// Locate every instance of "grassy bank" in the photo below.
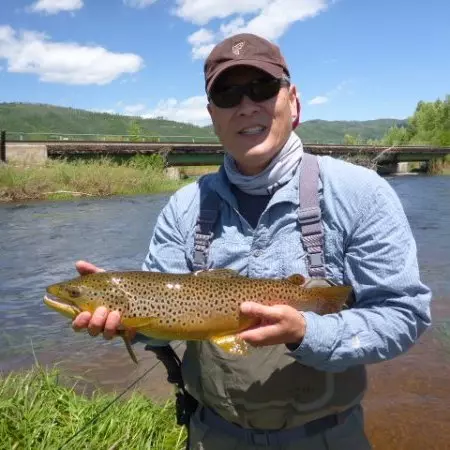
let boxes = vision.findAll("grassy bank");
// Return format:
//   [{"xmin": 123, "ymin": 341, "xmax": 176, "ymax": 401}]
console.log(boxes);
[
  {"xmin": 0, "ymin": 366, "xmax": 186, "ymax": 449},
  {"xmin": 0, "ymin": 156, "xmax": 191, "ymax": 202}
]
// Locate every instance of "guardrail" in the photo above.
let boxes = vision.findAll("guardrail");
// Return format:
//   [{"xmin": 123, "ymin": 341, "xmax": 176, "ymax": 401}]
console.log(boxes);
[
  {"xmin": 1, "ymin": 130, "xmax": 447, "ymax": 148},
  {"xmin": 3, "ymin": 131, "xmax": 221, "ymax": 144}
]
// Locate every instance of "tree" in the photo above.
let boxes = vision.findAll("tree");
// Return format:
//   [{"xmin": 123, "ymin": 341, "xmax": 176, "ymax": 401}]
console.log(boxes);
[{"xmin": 128, "ymin": 121, "xmax": 143, "ymax": 142}]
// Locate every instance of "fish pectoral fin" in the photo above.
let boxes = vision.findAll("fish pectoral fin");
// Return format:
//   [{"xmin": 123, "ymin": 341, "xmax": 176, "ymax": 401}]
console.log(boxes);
[
  {"xmin": 194, "ymin": 269, "xmax": 242, "ymax": 279},
  {"xmin": 285, "ymin": 274, "xmax": 307, "ymax": 285},
  {"xmin": 117, "ymin": 329, "xmax": 138, "ymax": 364},
  {"xmin": 210, "ymin": 335, "xmax": 250, "ymax": 355},
  {"xmin": 121, "ymin": 317, "xmax": 157, "ymax": 329}
]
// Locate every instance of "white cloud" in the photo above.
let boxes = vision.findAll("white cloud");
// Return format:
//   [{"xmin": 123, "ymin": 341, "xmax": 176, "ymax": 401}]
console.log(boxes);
[
  {"xmin": 178, "ymin": 0, "xmax": 329, "ymax": 60},
  {"xmin": 123, "ymin": 0, "xmax": 158, "ymax": 8},
  {"xmin": 0, "ymin": 26, "xmax": 144, "ymax": 85},
  {"xmin": 29, "ymin": 0, "xmax": 83, "ymax": 14},
  {"xmin": 142, "ymin": 96, "xmax": 211, "ymax": 126},
  {"xmin": 124, "ymin": 104, "xmax": 147, "ymax": 115},
  {"xmin": 188, "ymin": 28, "xmax": 215, "ymax": 46},
  {"xmin": 308, "ymin": 80, "xmax": 352, "ymax": 106},
  {"xmin": 174, "ymin": 0, "xmax": 270, "ymax": 26},
  {"xmin": 219, "ymin": 17, "xmax": 246, "ymax": 36},
  {"xmin": 192, "ymin": 43, "xmax": 215, "ymax": 60},
  {"xmin": 308, "ymin": 96, "xmax": 328, "ymax": 105}
]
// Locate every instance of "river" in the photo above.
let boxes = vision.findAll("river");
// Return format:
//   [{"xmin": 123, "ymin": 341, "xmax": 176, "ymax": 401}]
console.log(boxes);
[{"xmin": 0, "ymin": 175, "xmax": 449, "ymax": 449}]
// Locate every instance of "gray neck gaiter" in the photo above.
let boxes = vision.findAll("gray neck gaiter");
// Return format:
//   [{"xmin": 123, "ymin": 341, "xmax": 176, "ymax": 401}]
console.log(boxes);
[{"xmin": 224, "ymin": 131, "xmax": 304, "ymax": 195}]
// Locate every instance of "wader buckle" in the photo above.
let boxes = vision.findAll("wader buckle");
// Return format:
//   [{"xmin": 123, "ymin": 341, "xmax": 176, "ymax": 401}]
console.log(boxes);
[{"xmin": 247, "ymin": 431, "xmax": 274, "ymax": 447}]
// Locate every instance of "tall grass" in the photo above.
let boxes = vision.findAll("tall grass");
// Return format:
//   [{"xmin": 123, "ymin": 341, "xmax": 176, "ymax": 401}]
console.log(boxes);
[
  {"xmin": 0, "ymin": 156, "xmax": 191, "ymax": 202},
  {"xmin": 428, "ymin": 155, "xmax": 450, "ymax": 175},
  {"xmin": 0, "ymin": 366, "xmax": 186, "ymax": 449}
]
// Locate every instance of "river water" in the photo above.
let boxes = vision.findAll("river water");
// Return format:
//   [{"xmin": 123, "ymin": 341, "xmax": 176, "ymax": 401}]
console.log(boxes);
[{"xmin": 1, "ymin": 175, "xmax": 449, "ymax": 449}]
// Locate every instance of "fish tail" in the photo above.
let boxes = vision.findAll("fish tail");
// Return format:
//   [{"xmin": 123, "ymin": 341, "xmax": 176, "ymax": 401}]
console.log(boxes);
[{"xmin": 316, "ymin": 285, "xmax": 353, "ymax": 314}]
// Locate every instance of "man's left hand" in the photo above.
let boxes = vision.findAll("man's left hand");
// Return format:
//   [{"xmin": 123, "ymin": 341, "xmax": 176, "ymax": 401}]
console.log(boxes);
[{"xmin": 239, "ymin": 302, "xmax": 306, "ymax": 347}]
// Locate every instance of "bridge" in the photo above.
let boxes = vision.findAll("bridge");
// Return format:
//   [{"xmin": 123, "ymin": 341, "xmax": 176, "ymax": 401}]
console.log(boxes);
[{"xmin": 3, "ymin": 137, "xmax": 450, "ymax": 175}]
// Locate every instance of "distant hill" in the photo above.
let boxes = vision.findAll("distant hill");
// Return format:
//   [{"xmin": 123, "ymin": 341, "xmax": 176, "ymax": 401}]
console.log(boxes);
[
  {"xmin": 0, "ymin": 102, "xmax": 406, "ymax": 143},
  {"xmin": 0, "ymin": 103, "xmax": 216, "ymax": 141},
  {"xmin": 297, "ymin": 118, "xmax": 407, "ymax": 143}
]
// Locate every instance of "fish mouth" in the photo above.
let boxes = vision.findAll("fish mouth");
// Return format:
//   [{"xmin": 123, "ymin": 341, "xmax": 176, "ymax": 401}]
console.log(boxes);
[{"xmin": 43, "ymin": 294, "xmax": 82, "ymax": 319}]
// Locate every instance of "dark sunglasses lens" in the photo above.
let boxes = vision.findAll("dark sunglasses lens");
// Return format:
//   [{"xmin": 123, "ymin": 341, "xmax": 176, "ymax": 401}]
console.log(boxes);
[
  {"xmin": 249, "ymin": 79, "xmax": 281, "ymax": 102},
  {"xmin": 210, "ymin": 78, "xmax": 283, "ymax": 108},
  {"xmin": 210, "ymin": 87, "xmax": 242, "ymax": 108}
]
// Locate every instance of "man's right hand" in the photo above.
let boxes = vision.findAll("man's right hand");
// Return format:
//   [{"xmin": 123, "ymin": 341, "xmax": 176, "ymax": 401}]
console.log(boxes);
[{"xmin": 72, "ymin": 260, "xmax": 136, "ymax": 341}]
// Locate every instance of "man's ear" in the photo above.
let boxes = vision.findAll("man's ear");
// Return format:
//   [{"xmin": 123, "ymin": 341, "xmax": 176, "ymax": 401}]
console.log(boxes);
[
  {"xmin": 289, "ymin": 85, "xmax": 301, "ymax": 129},
  {"xmin": 207, "ymin": 102, "xmax": 218, "ymax": 133}
]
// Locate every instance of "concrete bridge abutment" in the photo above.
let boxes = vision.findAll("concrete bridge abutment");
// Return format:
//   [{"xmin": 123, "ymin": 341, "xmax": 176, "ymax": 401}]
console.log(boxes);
[{"xmin": 5, "ymin": 143, "xmax": 48, "ymax": 165}]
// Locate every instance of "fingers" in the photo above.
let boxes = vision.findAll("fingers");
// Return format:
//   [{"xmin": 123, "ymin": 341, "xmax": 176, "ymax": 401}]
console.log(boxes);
[
  {"xmin": 72, "ymin": 307, "xmax": 128, "ymax": 341},
  {"xmin": 239, "ymin": 323, "xmax": 281, "ymax": 345},
  {"xmin": 87, "ymin": 306, "xmax": 109, "ymax": 337},
  {"xmin": 239, "ymin": 303, "xmax": 306, "ymax": 346},
  {"xmin": 240, "ymin": 302, "xmax": 282, "ymax": 321},
  {"xmin": 103, "ymin": 310, "xmax": 121, "ymax": 340},
  {"xmin": 72, "ymin": 311, "xmax": 92, "ymax": 331},
  {"xmin": 75, "ymin": 260, "xmax": 105, "ymax": 275}
]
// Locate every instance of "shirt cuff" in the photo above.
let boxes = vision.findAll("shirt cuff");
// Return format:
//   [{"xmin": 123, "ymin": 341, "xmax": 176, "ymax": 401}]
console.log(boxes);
[{"xmin": 286, "ymin": 311, "xmax": 340, "ymax": 366}]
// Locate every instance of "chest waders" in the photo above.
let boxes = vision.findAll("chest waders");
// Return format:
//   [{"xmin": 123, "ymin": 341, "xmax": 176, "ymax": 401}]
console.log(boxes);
[{"xmin": 145, "ymin": 154, "xmax": 366, "ymax": 448}]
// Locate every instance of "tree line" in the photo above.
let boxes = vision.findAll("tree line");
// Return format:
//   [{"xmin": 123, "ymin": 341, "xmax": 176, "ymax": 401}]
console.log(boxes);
[{"xmin": 344, "ymin": 95, "xmax": 450, "ymax": 147}]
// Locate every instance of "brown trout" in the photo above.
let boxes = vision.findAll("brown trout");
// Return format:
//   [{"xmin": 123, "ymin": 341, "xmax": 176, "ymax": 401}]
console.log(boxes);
[{"xmin": 44, "ymin": 269, "xmax": 352, "ymax": 363}]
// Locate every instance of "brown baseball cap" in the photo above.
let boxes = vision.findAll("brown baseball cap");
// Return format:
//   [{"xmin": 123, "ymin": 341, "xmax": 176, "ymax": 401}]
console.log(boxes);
[{"xmin": 204, "ymin": 33, "xmax": 290, "ymax": 93}]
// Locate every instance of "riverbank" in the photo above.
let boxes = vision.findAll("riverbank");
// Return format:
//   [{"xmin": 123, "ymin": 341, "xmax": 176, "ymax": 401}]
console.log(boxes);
[
  {"xmin": 1, "ymin": 157, "xmax": 448, "ymax": 203},
  {"xmin": 0, "ymin": 366, "xmax": 186, "ymax": 449},
  {"xmin": 0, "ymin": 157, "xmax": 192, "ymax": 203}
]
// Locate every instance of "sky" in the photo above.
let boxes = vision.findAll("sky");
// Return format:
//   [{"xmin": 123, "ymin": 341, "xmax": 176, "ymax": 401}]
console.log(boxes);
[{"xmin": 0, "ymin": 0, "xmax": 449, "ymax": 127}]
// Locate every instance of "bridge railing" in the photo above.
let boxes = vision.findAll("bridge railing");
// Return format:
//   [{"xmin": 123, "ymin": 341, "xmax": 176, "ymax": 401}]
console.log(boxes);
[
  {"xmin": 3, "ymin": 130, "xmax": 446, "ymax": 148},
  {"xmin": 3, "ymin": 131, "xmax": 221, "ymax": 144}
]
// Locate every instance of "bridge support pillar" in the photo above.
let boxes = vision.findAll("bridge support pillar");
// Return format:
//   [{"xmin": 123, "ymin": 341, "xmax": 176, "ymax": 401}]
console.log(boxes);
[
  {"xmin": 164, "ymin": 167, "xmax": 181, "ymax": 180},
  {"xmin": 377, "ymin": 162, "xmax": 410, "ymax": 175},
  {"xmin": 5, "ymin": 143, "xmax": 48, "ymax": 165},
  {"xmin": 396, "ymin": 162, "xmax": 409, "ymax": 174}
]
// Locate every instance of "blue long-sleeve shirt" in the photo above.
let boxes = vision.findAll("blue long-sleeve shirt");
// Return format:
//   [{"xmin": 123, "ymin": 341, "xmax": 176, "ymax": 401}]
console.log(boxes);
[{"xmin": 140, "ymin": 155, "xmax": 432, "ymax": 372}]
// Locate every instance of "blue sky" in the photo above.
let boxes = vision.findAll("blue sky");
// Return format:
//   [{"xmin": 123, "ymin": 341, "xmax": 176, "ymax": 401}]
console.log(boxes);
[{"xmin": 0, "ymin": 0, "xmax": 449, "ymax": 126}]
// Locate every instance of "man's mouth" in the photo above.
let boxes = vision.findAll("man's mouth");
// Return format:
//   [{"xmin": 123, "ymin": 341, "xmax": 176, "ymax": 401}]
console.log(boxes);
[{"xmin": 238, "ymin": 126, "xmax": 267, "ymax": 136}]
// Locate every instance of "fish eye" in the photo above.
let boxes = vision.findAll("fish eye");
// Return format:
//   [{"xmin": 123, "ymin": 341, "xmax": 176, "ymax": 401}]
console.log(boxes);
[{"xmin": 66, "ymin": 287, "xmax": 81, "ymax": 298}]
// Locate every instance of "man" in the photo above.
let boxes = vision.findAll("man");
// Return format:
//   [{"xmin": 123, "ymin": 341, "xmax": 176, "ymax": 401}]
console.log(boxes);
[{"xmin": 73, "ymin": 33, "xmax": 432, "ymax": 449}]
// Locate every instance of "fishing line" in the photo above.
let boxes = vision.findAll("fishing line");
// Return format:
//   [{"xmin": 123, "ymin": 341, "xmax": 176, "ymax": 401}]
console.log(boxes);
[{"xmin": 58, "ymin": 342, "xmax": 183, "ymax": 450}]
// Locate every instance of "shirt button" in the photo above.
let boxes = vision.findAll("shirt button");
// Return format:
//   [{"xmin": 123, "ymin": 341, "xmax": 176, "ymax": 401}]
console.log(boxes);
[{"xmin": 254, "ymin": 249, "xmax": 263, "ymax": 257}]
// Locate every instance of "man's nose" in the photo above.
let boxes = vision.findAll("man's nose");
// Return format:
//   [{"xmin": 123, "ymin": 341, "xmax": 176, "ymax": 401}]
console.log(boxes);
[{"xmin": 237, "ymin": 94, "xmax": 260, "ymax": 115}]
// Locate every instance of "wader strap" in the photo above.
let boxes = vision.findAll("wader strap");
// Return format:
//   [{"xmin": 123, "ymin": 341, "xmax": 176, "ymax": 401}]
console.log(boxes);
[
  {"xmin": 192, "ymin": 190, "xmax": 221, "ymax": 271},
  {"xmin": 298, "ymin": 153, "xmax": 326, "ymax": 278}
]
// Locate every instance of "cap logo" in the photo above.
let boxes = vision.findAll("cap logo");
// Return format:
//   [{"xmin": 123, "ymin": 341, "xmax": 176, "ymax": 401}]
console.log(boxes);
[{"xmin": 232, "ymin": 41, "xmax": 245, "ymax": 56}]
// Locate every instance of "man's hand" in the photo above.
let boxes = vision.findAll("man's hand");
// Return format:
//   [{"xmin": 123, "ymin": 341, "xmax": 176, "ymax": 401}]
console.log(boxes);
[
  {"xmin": 72, "ymin": 260, "xmax": 136, "ymax": 341},
  {"xmin": 238, "ymin": 302, "xmax": 306, "ymax": 347}
]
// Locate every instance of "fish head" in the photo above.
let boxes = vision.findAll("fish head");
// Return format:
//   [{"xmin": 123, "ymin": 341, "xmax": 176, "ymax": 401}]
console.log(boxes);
[{"xmin": 45, "ymin": 273, "xmax": 128, "ymax": 316}]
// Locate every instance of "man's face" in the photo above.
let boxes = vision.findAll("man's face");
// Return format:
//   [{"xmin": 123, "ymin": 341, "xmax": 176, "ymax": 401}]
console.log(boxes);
[{"xmin": 207, "ymin": 66, "xmax": 298, "ymax": 175}]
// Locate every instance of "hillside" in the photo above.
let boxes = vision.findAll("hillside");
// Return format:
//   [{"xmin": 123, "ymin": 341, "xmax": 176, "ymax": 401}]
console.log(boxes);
[
  {"xmin": 0, "ymin": 103, "xmax": 216, "ymax": 141},
  {"xmin": 0, "ymin": 102, "xmax": 406, "ymax": 143},
  {"xmin": 297, "ymin": 119, "xmax": 407, "ymax": 143}
]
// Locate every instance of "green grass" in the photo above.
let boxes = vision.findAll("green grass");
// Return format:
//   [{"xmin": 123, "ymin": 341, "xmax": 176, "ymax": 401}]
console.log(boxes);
[
  {"xmin": 0, "ymin": 156, "xmax": 192, "ymax": 202},
  {"xmin": 0, "ymin": 366, "xmax": 186, "ymax": 450}
]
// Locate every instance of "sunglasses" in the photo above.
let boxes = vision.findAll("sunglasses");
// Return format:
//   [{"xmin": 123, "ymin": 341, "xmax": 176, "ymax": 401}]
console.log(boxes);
[{"xmin": 209, "ymin": 77, "xmax": 290, "ymax": 109}]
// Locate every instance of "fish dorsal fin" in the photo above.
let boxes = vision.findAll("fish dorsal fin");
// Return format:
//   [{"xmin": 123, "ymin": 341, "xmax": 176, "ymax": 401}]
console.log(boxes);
[
  {"xmin": 194, "ymin": 269, "xmax": 241, "ymax": 279},
  {"xmin": 303, "ymin": 278, "xmax": 336, "ymax": 288},
  {"xmin": 286, "ymin": 274, "xmax": 307, "ymax": 285}
]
